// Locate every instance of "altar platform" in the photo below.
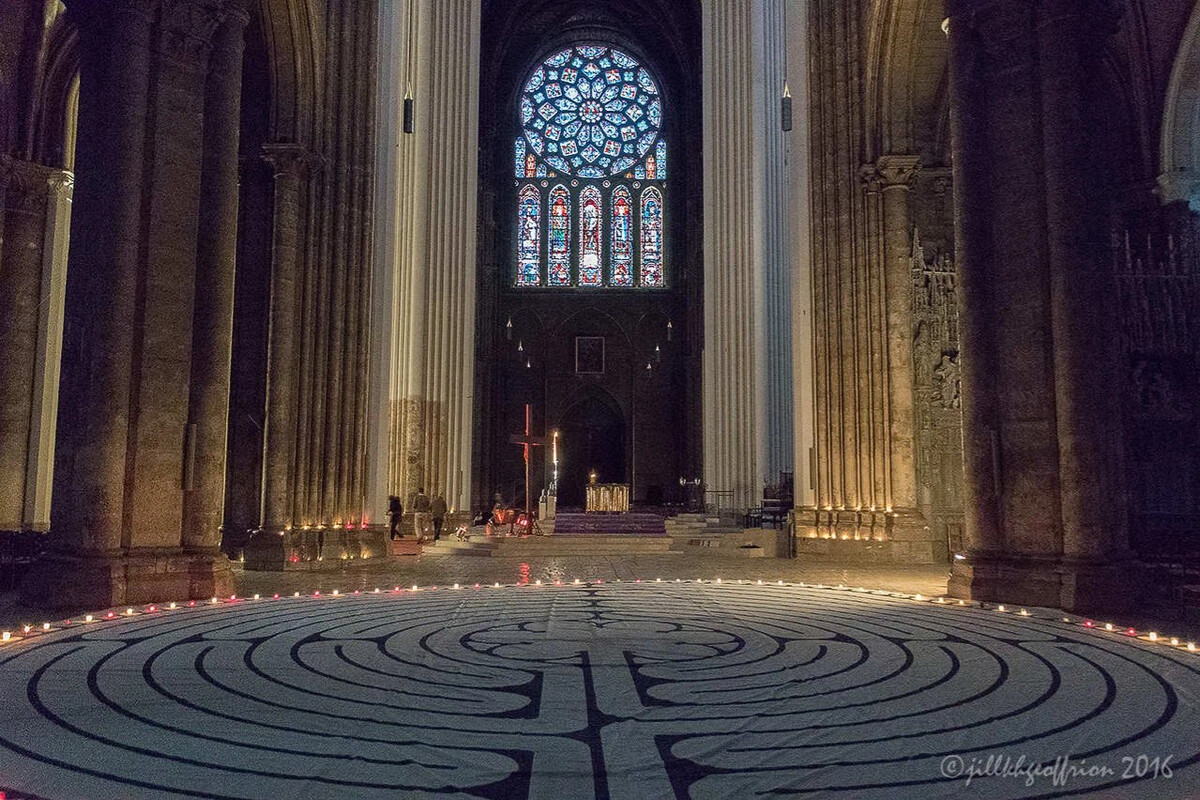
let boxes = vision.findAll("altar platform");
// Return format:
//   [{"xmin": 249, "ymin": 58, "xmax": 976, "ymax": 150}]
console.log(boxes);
[{"xmin": 551, "ymin": 512, "xmax": 666, "ymax": 537}]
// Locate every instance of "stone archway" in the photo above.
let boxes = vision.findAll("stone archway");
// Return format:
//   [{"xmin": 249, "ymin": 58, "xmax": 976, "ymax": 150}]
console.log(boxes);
[{"xmin": 1159, "ymin": 1, "xmax": 1200, "ymax": 206}]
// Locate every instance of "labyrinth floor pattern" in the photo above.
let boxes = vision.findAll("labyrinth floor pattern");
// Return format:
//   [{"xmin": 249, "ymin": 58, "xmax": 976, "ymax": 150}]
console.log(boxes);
[{"xmin": 0, "ymin": 583, "xmax": 1198, "ymax": 799}]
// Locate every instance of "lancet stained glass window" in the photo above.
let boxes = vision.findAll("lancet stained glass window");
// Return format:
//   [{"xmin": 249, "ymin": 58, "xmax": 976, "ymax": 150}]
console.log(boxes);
[
  {"xmin": 517, "ymin": 185, "xmax": 541, "ymax": 286},
  {"xmin": 611, "ymin": 186, "xmax": 633, "ymax": 287},
  {"xmin": 579, "ymin": 187, "xmax": 603, "ymax": 286},
  {"xmin": 640, "ymin": 187, "xmax": 664, "ymax": 287},
  {"xmin": 514, "ymin": 44, "xmax": 667, "ymax": 288},
  {"xmin": 548, "ymin": 185, "xmax": 571, "ymax": 287}
]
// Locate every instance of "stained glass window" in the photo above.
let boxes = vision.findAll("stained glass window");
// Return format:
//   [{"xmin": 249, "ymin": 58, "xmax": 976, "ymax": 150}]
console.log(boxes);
[
  {"xmin": 610, "ymin": 186, "xmax": 633, "ymax": 286},
  {"xmin": 520, "ymin": 45, "xmax": 661, "ymax": 179},
  {"xmin": 514, "ymin": 44, "xmax": 667, "ymax": 288},
  {"xmin": 579, "ymin": 186, "xmax": 603, "ymax": 286},
  {"xmin": 548, "ymin": 185, "xmax": 571, "ymax": 286},
  {"xmin": 517, "ymin": 185, "xmax": 542, "ymax": 286},
  {"xmin": 640, "ymin": 187, "xmax": 664, "ymax": 287}
]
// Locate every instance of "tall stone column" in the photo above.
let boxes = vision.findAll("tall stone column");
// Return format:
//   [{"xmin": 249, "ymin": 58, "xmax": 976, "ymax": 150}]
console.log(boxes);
[
  {"xmin": 383, "ymin": 0, "xmax": 480, "ymax": 513},
  {"xmin": 0, "ymin": 161, "xmax": 50, "ymax": 530},
  {"xmin": 876, "ymin": 155, "xmax": 925, "ymax": 540},
  {"xmin": 183, "ymin": 3, "xmax": 249, "ymax": 552},
  {"xmin": 25, "ymin": 0, "xmax": 236, "ymax": 608},
  {"xmin": 945, "ymin": 0, "xmax": 1131, "ymax": 611},
  {"xmin": 257, "ymin": 143, "xmax": 311, "ymax": 533},
  {"xmin": 943, "ymin": 8, "xmax": 1006, "ymax": 564},
  {"xmin": 788, "ymin": 0, "xmax": 817, "ymax": 519},
  {"xmin": 701, "ymin": 0, "xmax": 792, "ymax": 511},
  {"xmin": 45, "ymin": 1, "xmax": 155, "ymax": 562},
  {"xmin": 23, "ymin": 169, "xmax": 73, "ymax": 532},
  {"xmin": 1036, "ymin": 0, "xmax": 1131, "ymax": 594}
]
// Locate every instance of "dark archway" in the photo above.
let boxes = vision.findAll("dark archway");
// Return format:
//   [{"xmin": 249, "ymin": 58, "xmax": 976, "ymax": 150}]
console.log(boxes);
[{"xmin": 556, "ymin": 392, "xmax": 626, "ymax": 509}]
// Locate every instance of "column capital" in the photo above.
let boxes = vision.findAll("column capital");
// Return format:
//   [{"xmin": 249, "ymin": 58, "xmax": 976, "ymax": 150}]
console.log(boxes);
[
  {"xmin": 875, "ymin": 155, "xmax": 923, "ymax": 190},
  {"xmin": 3, "ymin": 159, "xmax": 58, "ymax": 211},
  {"xmin": 47, "ymin": 169, "xmax": 75, "ymax": 200},
  {"xmin": 261, "ymin": 143, "xmax": 320, "ymax": 178},
  {"xmin": 157, "ymin": 0, "xmax": 227, "ymax": 67}
]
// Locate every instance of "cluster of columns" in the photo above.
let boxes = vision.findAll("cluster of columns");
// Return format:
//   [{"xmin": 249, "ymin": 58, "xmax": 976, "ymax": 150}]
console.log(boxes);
[
  {"xmin": 800, "ymin": 0, "xmax": 928, "ymax": 555},
  {"xmin": 372, "ymin": 0, "xmax": 481, "ymax": 516},
  {"xmin": 701, "ymin": 0, "xmax": 796, "ymax": 511},
  {"xmin": 945, "ymin": 0, "xmax": 1133, "ymax": 611},
  {"xmin": 23, "ymin": 0, "xmax": 247, "ymax": 606},
  {"xmin": 243, "ymin": 0, "xmax": 381, "ymax": 569}
]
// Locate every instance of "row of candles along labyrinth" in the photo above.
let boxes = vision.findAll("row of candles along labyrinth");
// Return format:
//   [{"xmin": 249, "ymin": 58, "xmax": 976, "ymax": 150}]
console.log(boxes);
[{"xmin": 2, "ymin": 580, "xmax": 1198, "ymax": 654}]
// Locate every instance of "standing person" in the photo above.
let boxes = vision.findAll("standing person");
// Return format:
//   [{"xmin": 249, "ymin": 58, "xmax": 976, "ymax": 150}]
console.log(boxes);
[
  {"xmin": 387, "ymin": 495, "xmax": 404, "ymax": 540},
  {"xmin": 412, "ymin": 488, "xmax": 432, "ymax": 543},
  {"xmin": 431, "ymin": 493, "xmax": 448, "ymax": 542}
]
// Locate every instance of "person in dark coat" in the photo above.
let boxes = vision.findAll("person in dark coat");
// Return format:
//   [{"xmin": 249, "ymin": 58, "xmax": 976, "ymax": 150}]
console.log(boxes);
[
  {"xmin": 432, "ymin": 494, "xmax": 448, "ymax": 541},
  {"xmin": 387, "ymin": 495, "xmax": 403, "ymax": 540}
]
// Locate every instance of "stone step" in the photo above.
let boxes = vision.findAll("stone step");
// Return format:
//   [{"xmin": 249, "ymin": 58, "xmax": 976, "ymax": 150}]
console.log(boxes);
[
  {"xmin": 421, "ymin": 539, "xmax": 496, "ymax": 557},
  {"xmin": 493, "ymin": 537, "xmax": 676, "ymax": 557}
]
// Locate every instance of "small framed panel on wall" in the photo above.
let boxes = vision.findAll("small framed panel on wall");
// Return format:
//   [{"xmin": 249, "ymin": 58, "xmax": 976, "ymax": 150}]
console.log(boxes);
[{"xmin": 576, "ymin": 337, "xmax": 605, "ymax": 375}]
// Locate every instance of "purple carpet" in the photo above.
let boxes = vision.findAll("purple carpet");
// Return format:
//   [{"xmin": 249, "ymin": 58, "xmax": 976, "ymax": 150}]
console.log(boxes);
[{"xmin": 551, "ymin": 512, "xmax": 668, "ymax": 537}]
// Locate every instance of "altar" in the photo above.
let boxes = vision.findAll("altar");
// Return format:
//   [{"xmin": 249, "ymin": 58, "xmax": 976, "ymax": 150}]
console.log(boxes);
[{"xmin": 585, "ymin": 483, "xmax": 630, "ymax": 513}]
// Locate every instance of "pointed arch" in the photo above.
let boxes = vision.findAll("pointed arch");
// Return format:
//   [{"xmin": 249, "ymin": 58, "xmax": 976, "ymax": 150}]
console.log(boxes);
[
  {"xmin": 256, "ymin": 0, "xmax": 322, "ymax": 145},
  {"xmin": 1160, "ymin": 1, "xmax": 1200, "ymax": 204}
]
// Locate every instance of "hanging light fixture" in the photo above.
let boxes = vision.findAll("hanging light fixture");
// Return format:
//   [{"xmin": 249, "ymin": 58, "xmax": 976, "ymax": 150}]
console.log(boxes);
[
  {"xmin": 781, "ymin": 2, "xmax": 792, "ymax": 133},
  {"xmin": 402, "ymin": 0, "xmax": 416, "ymax": 134},
  {"xmin": 403, "ymin": 85, "xmax": 415, "ymax": 135}
]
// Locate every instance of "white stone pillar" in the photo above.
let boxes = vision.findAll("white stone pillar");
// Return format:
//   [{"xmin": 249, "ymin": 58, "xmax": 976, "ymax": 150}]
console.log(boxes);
[
  {"xmin": 702, "ymin": 0, "xmax": 791, "ymax": 511},
  {"xmin": 761, "ymin": 0, "xmax": 794, "ymax": 482},
  {"xmin": 367, "ymin": 0, "xmax": 404, "ymax": 524},
  {"xmin": 787, "ymin": 0, "xmax": 816, "ymax": 514},
  {"xmin": 380, "ymin": 0, "xmax": 480, "ymax": 513},
  {"xmin": 22, "ymin": 170, "xmax": 73, "ymax": 531}
]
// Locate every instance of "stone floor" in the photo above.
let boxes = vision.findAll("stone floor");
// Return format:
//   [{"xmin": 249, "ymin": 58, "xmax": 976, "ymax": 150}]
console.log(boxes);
[
  {"xmin": 0, "ymin": 554, "xmax": 952, "ymax": 630},
  {"xmin": 1, "ymin": 579, "xmax": 1198, "ymax": 799},
  {"xmin": 2, "ymin": 557, "xmax": 1199, "ymax": 798}
]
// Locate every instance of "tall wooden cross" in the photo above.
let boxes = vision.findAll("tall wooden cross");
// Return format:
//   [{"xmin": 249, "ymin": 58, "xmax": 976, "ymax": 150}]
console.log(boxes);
[{"xmin": 509, "ymin": 404, "xmax": 550, "ymax": 521}]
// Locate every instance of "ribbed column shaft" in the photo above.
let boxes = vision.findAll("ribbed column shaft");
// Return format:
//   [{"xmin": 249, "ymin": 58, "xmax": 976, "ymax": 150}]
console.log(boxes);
[
  {"xmin": 386, "ymin": 0, "xmax": 480, "ymax": 512},
  {"xmin": 702, "ymin": 0, "xmax": 769, "ymax": 511}
]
